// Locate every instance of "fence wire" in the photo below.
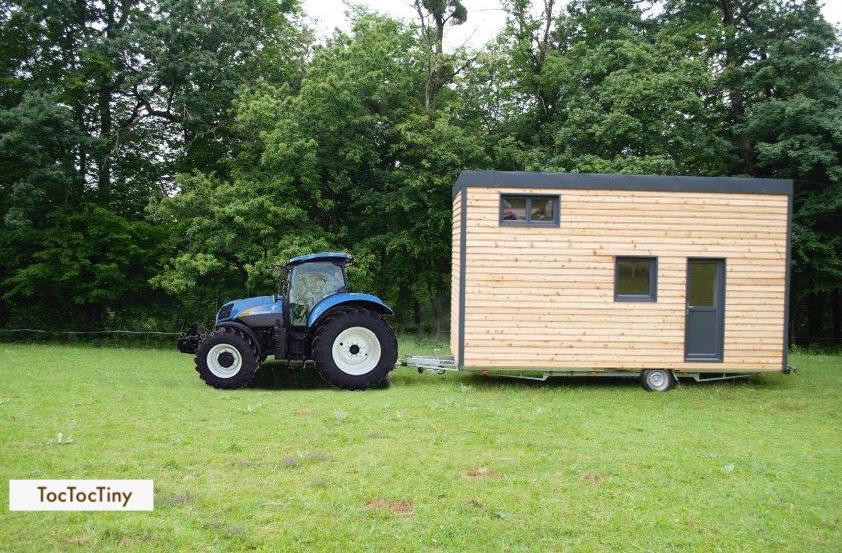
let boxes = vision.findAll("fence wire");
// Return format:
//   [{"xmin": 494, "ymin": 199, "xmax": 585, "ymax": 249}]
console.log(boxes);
[
  {"xmin": 0, "ymin": 327, "xmax": 185, "ymax": 348},
  {"xmin": 0, "ymin": 328, "xmax": 181, "ymax": 335}
]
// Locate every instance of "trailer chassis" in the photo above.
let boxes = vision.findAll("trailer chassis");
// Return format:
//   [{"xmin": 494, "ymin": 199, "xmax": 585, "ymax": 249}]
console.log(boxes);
[{"xmin": 403, "ymin": 355, "xmax": 759, "ymax": 384}]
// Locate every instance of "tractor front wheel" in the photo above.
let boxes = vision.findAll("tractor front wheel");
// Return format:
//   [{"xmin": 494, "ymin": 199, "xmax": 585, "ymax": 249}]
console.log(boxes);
[
  {"xmin": 311, "ymin": 307, "xmax": 398, "ymax": 390},
  {"xmin": 195, "ymin": 327, "xmax": 259, "ymax": 389}
]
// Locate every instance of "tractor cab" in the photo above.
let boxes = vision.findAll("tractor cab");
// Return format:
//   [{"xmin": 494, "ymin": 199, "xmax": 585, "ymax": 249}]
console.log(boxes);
[{"xmin": 285, "ymin": 252, "xmax": 350, "ymax": 326}]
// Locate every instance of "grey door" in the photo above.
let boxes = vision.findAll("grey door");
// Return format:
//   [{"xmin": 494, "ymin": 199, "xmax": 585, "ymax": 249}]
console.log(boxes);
[{"xmin": 685, "ymin": 259, "xmax": 725, "ymax": 361}]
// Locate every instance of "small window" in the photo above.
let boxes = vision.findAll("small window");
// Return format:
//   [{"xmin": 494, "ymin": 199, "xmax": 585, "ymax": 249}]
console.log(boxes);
[
  {"xmin": 688, "ymin": 261, "xmax": 718, "ymax": 307},
  {"xmin": 615, "ymin": 257, "xmax": 657, "ymax": 302},
  {"xmin": 500, "ymin": 194, "xmax": 559, "ymax": 226}
]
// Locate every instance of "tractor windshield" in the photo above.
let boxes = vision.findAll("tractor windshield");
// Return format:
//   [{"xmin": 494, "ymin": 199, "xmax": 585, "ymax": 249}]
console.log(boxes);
[{"xmin": 288, "ymin": 262, "xmax": 346, "ymax": 326}]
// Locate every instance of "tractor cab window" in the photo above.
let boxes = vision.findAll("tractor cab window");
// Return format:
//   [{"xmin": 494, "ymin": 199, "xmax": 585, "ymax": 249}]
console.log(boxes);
[{"xmin": 288, "ymin": 262, "xmax": 346, "ymax": 326}]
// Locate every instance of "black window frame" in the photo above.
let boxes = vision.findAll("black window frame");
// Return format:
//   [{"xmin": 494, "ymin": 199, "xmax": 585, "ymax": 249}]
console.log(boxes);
[
  {"xmin": 499, "ymin": 194, "xmax": 560, "ymax": 226},
  {"xmin": 614, "ymin": 256, "xmax": 658, "ymax": 302}
]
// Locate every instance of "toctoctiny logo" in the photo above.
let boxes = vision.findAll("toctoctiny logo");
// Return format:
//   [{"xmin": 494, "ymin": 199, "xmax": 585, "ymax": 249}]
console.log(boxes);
[
  {"xmin": 9, "ymin": 480, "xmax": 154, "ymax": 511},
  {"xmin": 37, "ymin": 484, "xmax": 133, "ymax": 507}
]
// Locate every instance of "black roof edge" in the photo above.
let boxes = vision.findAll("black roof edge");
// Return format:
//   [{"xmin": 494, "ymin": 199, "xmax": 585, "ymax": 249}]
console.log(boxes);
[{"xmin": 452, "ymin": 170, "xmax": 793, "ymax": 197}]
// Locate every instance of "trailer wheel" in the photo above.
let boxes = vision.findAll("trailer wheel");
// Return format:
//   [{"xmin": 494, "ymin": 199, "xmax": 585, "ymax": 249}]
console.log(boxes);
[
  {"xmin": 195, "ymin": 327, "xmax": 259, "ymax": 389},
  {"xmin": 311, "ymin": 307, "xmax": 398, "ymax": 390},
  {"xmin": 640, "ymin": 369, "xmax": 676, "ymax": 392}
]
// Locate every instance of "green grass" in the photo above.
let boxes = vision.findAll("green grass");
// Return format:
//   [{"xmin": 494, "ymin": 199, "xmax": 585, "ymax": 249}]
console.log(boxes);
[{"xmin": 1, "ymin": 338, "xmax": 840, "ymax": 552}]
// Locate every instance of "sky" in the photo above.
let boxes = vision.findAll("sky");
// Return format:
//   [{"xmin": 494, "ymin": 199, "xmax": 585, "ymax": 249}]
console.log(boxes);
[{"xmin": 302, "ymin": 0, "xmax": 842, "ymax": 50}]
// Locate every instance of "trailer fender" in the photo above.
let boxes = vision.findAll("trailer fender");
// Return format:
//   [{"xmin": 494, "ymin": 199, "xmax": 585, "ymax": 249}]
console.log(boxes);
[{"xmin": 307, "ymin": 293, "xmax": 393, "ymax": 329}]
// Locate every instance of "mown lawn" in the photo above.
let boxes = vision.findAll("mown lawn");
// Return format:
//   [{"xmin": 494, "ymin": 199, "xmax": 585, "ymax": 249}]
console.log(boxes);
[{"xmin": 0, "ymin": 339, "xmax": 840, "ymax": 552}]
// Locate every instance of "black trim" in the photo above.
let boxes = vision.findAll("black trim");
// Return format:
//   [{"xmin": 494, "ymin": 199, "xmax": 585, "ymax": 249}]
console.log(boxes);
[
  {"xmin": 499, "ymin": 193, "xmax": 561, "ymax": 226},
  {"xmin": 454, "ymin": 170, "xmax": 792, "ymax": 197},
  {"xmin": 458, "ymin": 189, "xmax": 467, "ymax": 368},
  {"xmin": 783, "ymin": 194, "xmax": 792, "ymax": 371},
  {"xmin": 614, "ymin": 257, "xmax": 658, "ymax": 302}
]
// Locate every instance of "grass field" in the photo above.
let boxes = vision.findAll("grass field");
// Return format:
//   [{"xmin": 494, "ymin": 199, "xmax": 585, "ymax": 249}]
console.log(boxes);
[{"xmin": 1, "ymin": 338, "xmax": 840, "ymax": 552}]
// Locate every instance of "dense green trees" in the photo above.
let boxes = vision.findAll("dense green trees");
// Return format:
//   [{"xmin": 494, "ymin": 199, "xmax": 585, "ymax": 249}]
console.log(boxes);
[
  {"xmin": 1, "ymin": 0, "xmax": 840, "ymax": 342},
  {"xmin": 1, "ymin": 0, "xmax": 306, "ymax": 327}
]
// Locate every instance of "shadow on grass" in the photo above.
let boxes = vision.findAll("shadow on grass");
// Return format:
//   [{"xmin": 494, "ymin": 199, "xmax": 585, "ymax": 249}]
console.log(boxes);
[
  {"xmin": 246, "ymin": 361, "xmax": 391, "ymax": 391},
  {"xmin": 248, "ymin": 363, "xmax": 787, "ymax": 393},
  {"xmin": 465, "ymin": 374, "xmax": 641, "ymax": 390},
  {"xmin": 398, "ymin": 369, "xmax": 786, "ymax": 392}
]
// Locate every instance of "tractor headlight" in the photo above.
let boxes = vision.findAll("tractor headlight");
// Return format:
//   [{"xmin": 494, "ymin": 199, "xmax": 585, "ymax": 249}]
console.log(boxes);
[{"xmin": 217, "ymin": 302, "xmax": 234, "ymax": 321}]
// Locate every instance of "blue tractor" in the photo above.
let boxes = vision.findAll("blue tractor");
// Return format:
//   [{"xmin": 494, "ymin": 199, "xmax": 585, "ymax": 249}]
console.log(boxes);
[{"xmin": 177, "ymin": 252, "xmax": 397, "ymax": 390}]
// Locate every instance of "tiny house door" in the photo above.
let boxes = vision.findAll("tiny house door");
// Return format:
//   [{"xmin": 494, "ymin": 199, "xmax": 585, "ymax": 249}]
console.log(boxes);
[{"xmin": 685, "ymin": 259, "xmax": 725, "ymax": 361}]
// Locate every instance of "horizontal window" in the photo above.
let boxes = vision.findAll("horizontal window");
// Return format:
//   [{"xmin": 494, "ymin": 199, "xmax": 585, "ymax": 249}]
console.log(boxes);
[
  {"xmin": 615, "ymin": 257, "xmax": 657, "ymax": 302},
  {"xmin": 500, "ymin": 194, "xmax": 560, "ymax": 226}
]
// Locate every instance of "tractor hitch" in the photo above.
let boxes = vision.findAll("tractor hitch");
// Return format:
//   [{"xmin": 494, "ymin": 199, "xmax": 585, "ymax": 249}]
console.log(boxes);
[{"xmin": 177, "ymin": 323, "xmax": 202, "ymax": 354}]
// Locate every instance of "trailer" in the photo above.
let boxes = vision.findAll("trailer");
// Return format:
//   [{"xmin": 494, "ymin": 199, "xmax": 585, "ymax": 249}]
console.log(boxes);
[{"xmin": 406, "ymin": 170, "xmax": 793, "ymax": 391}]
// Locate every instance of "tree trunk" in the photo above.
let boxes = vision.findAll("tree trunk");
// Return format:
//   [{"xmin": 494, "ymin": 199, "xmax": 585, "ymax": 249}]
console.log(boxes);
[
  {"xmin": 720, "ymin": 0, "xmax": 754, "ymax": 175},
  {"xmin": 737, "ymin": 132, "xmax": 754, "ymax": 175},
  {"xmin": 413, "ymin": 302, "xmax": 422, "ymax": 330},
  {"xmin": 428, "ymin": 297, "xmax": 441, "ymax": 337},
  {"xmin": 98, "ymin": 89, "xmax": 112, "ymax": 202},
  {"xmin": 831, "ymin": 289, "xmax": 841, "ymax": 342},
  {"xmin": 0, "ymin": 299, "xmax": 8, "ymax": 328},
  {"xmin": 805, "ymin": 293, "xmax": 822, "ymax": 345}
]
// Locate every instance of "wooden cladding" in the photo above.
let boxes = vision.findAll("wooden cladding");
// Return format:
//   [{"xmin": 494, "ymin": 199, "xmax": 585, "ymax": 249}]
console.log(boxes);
[{"xmin": 454, "ymin": 186, "xmax": 789, "ymax": 372}]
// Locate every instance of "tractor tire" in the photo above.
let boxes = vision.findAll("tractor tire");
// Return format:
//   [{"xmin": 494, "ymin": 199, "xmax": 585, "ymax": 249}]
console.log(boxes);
[
  {"xmin": 311, "ymin": 307, "xmax": 398, "ymax": 390},
  {"xmin": 195, "ymin": 326, "xmax": 259, "ymax": 389}
]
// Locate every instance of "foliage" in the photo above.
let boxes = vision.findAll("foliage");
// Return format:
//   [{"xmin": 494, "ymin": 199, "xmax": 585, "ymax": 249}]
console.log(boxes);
[
  {"xmin": 2, "ymin": 205, "xmax": 169, "ymax": 328},
  {"xmin": 0, "ymin": 0, "xmax": 840, "ymax": 339},
  {"xmin": 0, "ymin": 0, "xmax": 306, "ymax": 329}
]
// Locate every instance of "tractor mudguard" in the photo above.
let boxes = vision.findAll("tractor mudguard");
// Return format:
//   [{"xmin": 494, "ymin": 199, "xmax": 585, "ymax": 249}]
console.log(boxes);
[
  {"xmin": 215, "ymin": 321, "xmax": 263, "ymax": 359},
  {"xmin": 307, "ymin": 293, "xmax": 393, "ymax": 329}
]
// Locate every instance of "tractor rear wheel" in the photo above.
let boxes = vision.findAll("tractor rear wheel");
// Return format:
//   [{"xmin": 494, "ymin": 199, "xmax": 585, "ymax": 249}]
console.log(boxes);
[
  {"xmin": 311, "ymin": 307, "xmax": 398, "ymax": 390},
  {"xmin": 195, "ymin": 327, "xmax": 259, "ymax": 389}
]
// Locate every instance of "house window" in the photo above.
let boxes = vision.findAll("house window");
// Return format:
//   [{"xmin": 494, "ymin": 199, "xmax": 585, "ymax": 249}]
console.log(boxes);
[
  {"xmin": 500, "ymin": 194, "xmax": 560, "ymax": 226},
  {"xmin": 615, "ymin": 257, "xmax": 657, "ymax": 302}
]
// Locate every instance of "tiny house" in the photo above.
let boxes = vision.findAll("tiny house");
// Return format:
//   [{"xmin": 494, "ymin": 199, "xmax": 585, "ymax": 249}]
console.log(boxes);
[{"xmin": 445, "ymin": 170, "xmax": 792, "ymax": 389}]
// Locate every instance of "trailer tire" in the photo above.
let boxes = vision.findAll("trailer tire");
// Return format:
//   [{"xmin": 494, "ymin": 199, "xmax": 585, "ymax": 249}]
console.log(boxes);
[
  {"xmin": 640, "ymin": 369, "xmax": 676, "ymax": 392},
  {"xmin": 311, "ymin": 307, "xmax": 397, "ymax": 390},
  {"xmin": 195, "ymin": 327, "xmax": 259, "ymax": 389}
]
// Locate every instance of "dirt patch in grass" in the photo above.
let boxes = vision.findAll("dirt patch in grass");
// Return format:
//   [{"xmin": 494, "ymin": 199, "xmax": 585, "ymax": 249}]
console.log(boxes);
[
  {"xmin": 161, "ymin": 491, "xmax": 192, "ymax": 505},
  {"xmin": 282, "ymin": 455, "xmax": 300, "ymax": 468},
  {"xmin": 582, "ymin": 473, "xmax": 606, "ymax": 485},
  {"xmin": 463, "ymin": 467, "xmax": 502, "ymax": 479},
  {"xmin": 281, "ymin": 450, "xmax": 331, "ymax": 469},
  {"xmin": 366, "ymin": 498, "xmax": 414, "ymax": 516}
]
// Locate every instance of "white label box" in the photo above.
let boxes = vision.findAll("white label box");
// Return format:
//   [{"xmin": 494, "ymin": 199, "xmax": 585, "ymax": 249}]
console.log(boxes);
[{"xmin": 9, "ymin": 480, "xmax": 153, "ymax": 511}]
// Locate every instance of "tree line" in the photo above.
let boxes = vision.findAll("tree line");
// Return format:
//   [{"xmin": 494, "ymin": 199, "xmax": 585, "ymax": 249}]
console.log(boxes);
[{"xmin": 0, "ymin": 0, "xmax": 840, "ymax": 343}]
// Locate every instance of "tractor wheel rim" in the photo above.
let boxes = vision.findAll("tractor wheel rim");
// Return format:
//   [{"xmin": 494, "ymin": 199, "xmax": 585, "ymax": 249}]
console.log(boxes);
[
  {"xmin": 332, "ymin": 326, "xmax": 381, "ymax": 376},
  {"xmin": 207, "ymin": 343, "xmax": 242, "ymax": 378},
  {"xmin": 647, "ymin": 371, "xmax": 668, "ymax": 390}
]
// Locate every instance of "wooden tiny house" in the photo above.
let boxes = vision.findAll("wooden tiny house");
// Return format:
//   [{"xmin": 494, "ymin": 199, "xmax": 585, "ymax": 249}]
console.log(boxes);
[{"xmin": 449, "ymin": 170, "xmax": 792, "ymax": 381}]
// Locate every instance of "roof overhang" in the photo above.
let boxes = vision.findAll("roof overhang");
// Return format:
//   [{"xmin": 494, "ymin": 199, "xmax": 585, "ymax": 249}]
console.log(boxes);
[{"xmin": 453, "ymin": 170, "xmax": 793, "ymax": 198}]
